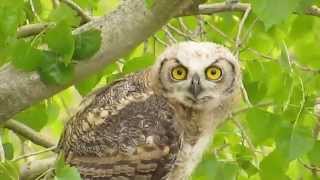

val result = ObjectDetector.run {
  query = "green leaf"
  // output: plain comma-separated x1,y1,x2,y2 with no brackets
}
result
73,29,102,60
295,0,316,13
233,145,258,176
75,74,101,96
289,15,314,42
38,51,74,85
246,108,279,145
293,38,320,68
48,3,81,26
47,98,60,123
15,102,48,131
243,60,268,104
0,0,25,48
44,21,75,64
11,40,43,71
55,155,81,180
144,0,154,9
279,42,291,72
276,125,315,161
251,0,301,29
38,62,74,85
2,143,14,160
73,0,100,9
0,161,19,180
192,156,238,180
260,150,290,180
308,140,320,166
122,54,155,74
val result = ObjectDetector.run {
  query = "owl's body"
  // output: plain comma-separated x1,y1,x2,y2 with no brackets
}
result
58,42,240,180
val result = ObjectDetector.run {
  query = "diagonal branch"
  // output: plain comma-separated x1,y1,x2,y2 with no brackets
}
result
4,120,56,148
0,0,201,123
180,2,320,17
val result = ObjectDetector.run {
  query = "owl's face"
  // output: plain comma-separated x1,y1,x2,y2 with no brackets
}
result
151,42,240,110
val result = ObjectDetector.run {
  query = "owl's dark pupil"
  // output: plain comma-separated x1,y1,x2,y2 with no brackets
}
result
177,70,183,75
210,69,217,75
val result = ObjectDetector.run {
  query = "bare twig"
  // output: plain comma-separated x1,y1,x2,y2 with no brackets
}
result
162,27,178,44
52,0,60,8
314,97,320,138
4,120,56,148
178,18,193,34
29,0,41,21
235,4,251,57
230,117,256,153
232,101,273,116
204,20,234,43
298,159,320,172
60,0,92,23
153,35,169,47
17,23,50,38
13,146,56,162
167,24,196,41
294,62,320,74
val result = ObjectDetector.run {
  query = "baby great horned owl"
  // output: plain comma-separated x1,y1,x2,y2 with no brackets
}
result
57,42,241,180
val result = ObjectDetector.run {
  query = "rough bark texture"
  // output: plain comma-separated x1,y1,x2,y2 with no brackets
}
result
0,0,200,123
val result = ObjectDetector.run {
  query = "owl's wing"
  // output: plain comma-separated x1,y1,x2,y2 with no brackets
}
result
57,72,181,180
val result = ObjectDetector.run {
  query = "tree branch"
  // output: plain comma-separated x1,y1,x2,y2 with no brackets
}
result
17,23,50,38
0,0,199,123
180,2,320,17
4,120,56,148
20,156,56,180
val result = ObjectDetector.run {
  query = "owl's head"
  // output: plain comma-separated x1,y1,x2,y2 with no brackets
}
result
150,42,241,110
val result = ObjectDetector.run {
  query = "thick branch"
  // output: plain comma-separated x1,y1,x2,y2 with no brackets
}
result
181,2,320,17
20,156,56,180
0,0,197,123
4,120,56,148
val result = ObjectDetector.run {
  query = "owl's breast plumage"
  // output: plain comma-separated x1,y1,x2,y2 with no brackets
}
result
58,71,182,180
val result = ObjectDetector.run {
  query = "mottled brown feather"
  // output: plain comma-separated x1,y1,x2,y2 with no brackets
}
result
57,71,182,180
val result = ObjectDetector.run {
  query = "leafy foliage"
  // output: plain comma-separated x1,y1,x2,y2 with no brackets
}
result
0,0,320,179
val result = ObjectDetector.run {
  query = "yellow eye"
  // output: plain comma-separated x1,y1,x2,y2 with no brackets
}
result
171,66,188,80
206,66,222,80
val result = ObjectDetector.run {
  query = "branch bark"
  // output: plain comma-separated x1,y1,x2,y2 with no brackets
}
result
20,156,56,180
0,0,199,123
181,2,320,17
4,120,56,148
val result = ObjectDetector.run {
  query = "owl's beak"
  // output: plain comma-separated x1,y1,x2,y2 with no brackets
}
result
189,74,202,98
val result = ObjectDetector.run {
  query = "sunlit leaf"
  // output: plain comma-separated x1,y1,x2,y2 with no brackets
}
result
44,21,75,64
123,54,155,74
246,108,280,145
251,0,301,29
75,74,102,96
11,40,43,71
48,3,80,26
15,102,48,131
73,29,101,60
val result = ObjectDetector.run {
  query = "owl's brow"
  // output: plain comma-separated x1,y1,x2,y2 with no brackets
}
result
222,60,237,94
158,58,170,93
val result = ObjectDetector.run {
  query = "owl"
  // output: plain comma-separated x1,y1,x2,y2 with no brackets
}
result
57,42,241,180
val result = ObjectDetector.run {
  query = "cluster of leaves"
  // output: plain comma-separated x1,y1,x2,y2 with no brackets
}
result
191,0,320,179
0,0,102,86
1,0,320,179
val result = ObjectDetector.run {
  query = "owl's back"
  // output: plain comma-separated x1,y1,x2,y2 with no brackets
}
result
57,71,181,180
